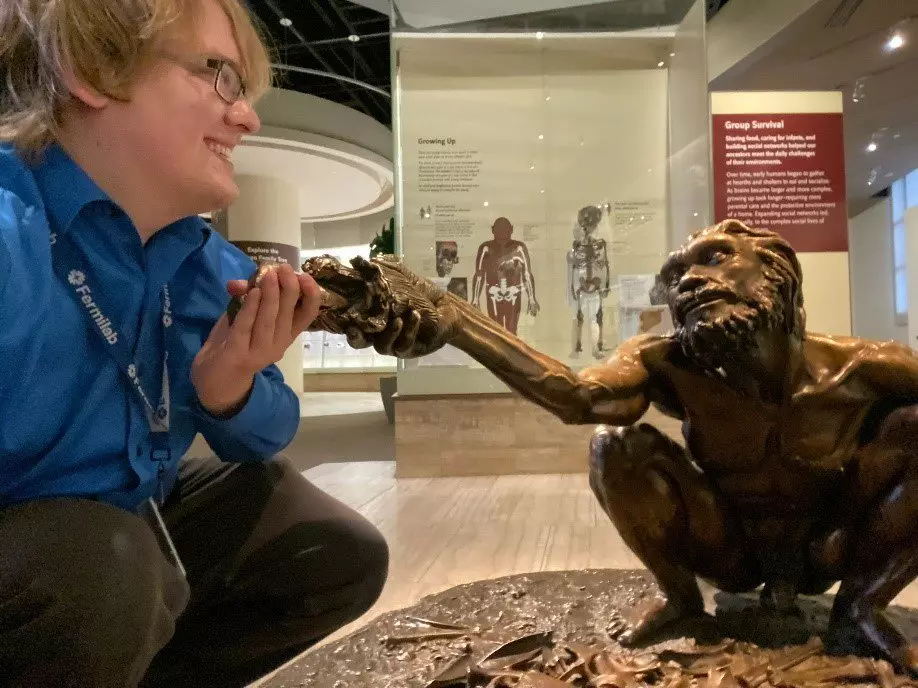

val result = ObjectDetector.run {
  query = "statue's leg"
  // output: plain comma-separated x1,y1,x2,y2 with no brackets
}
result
827,406,918,674
589,424,759,646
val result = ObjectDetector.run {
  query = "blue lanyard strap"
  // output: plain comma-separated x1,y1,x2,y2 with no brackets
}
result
49,231,172,502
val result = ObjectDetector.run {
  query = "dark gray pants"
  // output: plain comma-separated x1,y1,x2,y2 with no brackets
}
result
0,456,389,687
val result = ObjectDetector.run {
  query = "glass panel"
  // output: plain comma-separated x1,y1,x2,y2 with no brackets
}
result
907,168,918,209
894,221,907,268
895,266,908,315
892,178,906,222
391,0,708,396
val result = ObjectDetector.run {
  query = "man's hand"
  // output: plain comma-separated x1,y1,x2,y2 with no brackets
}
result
192,263,321,417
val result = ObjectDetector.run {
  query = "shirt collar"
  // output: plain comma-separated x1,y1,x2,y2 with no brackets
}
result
30,144,112,236
30,143,213,248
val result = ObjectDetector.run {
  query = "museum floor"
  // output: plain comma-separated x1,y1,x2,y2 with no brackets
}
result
248,393,918,687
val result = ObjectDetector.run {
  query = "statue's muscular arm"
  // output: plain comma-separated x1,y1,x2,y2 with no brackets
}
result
451,305,669,425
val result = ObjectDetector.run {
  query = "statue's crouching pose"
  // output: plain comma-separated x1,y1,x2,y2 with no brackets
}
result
303,220,918,675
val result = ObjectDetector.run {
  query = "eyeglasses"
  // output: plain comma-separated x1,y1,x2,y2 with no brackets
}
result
205,58,247,104
163,54,248,104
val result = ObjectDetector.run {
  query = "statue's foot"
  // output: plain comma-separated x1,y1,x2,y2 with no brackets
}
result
617,598,719,647
826,615,918,677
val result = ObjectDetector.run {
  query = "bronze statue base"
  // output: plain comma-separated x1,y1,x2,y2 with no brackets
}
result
259,569,918,687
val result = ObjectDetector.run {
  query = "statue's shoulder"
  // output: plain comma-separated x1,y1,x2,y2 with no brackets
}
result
618,333,677,367
805,332,914,360
804,332,918,388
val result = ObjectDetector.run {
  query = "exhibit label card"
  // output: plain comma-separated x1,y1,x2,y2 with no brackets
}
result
711,93,848,252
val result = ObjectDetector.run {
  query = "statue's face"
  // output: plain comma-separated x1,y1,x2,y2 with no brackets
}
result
660,232,792,366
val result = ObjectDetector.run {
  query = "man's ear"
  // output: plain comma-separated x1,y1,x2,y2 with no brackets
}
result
60,65,110,110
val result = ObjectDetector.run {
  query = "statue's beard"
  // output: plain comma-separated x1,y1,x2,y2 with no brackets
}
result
674,290,788,370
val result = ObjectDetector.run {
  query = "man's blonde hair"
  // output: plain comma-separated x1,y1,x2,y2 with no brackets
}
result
0,0,273,156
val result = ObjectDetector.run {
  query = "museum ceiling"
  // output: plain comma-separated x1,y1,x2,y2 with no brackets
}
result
246,0,736,129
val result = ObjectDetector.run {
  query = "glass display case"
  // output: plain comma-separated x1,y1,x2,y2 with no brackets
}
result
390,0,711,396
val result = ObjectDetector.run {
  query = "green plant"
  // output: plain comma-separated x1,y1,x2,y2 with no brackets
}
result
369,217,396,257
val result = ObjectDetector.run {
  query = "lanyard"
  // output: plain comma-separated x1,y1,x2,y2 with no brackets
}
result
49,231,173,504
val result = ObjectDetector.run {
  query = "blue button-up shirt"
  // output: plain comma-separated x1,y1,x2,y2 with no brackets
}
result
0,144,300,511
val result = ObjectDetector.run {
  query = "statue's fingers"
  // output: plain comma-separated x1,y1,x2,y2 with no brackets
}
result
352,256,382,282
393,310,422,358
375,316,403,356
345,326,370,349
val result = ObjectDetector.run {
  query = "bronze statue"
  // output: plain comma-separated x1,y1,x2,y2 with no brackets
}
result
302,219,918,675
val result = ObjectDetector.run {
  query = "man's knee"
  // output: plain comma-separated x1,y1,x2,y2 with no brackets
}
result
0,499,188,685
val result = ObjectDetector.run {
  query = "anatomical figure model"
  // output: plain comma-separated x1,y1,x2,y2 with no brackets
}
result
568,205,611,358
471,217,539,335
301,220,918,676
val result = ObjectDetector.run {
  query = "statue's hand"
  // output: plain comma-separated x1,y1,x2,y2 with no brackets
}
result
302,255,461,358
528,300,540,317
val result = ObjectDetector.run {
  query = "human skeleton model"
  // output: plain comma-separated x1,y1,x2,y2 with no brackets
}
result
471,217,539,335
568,205,611,358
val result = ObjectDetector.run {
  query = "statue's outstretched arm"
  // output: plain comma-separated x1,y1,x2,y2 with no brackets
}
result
303,255,653,426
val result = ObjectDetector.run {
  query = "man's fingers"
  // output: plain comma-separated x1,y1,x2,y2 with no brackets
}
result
292,273,322,335
275,264,301,329
226,279,250,298
228,286,261,352
251,269,280,352
206,312,231,346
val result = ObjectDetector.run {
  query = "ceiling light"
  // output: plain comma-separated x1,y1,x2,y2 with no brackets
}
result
693,212,699,217
279,17,292,27
657,61,665,67
348,34,360,43
536,31,545,40
540,189,545,194
670,52,676,57
538,134,544,140
529,165,535,170
866,141,878,152
886,33,905,51
483,201,489,207
545,95,551,101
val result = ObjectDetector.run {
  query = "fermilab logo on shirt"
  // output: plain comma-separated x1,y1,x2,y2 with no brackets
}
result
68,270,119,344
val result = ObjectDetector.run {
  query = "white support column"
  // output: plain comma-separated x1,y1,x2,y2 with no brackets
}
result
224,175,304,396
